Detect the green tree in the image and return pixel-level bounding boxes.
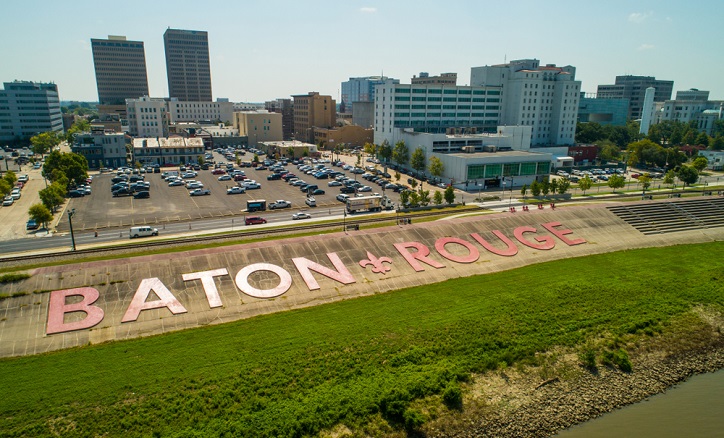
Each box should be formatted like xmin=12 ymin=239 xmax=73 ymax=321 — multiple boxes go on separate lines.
xmin=394 ymin=171 xmax=401 ymax=183
xmin=253 ymin=153 xmax=259 ymax=163
xmin=691 ymin=156 xmax=708 ymax=172
xmin=549 ymin=178 xmax=559 ymax=194
xmin=428 ymin=156 xmax=444 ymax=181
xmin=638 ymin=174 xmax=652 ymax=191
xmin=682 ymin=130 xmax=696 ymax=145
xmin=530 ymin=180 xmax=541 ymax=197
xmin=578 ymin=175 xmax=593 ymax=195
xmin=28 ymin=203 xmax=53 ymax=229
xmin=39 ymin=182 xmax=66 ymax=212
xmin=444 ymin=185 xmax=455 ymax=204
xmin=711 ymin=136 xmax=724 ymax=151
xmin=409 ymin=179 xmax=418 ymax=190
xmin=286 ymin=147 xmax=295 ymax=158
xmin=663 ymin=170 xmax=676 ymax=186
xmin=378 ymin=140 xmax=392 ymax=166
xmin=607 ymin=174 xmax=626 ymax=193
xmin=669 ymin=129 xmax=683 ymax=146
xmin=626 ymin=139 xmax=665 ymax=168
xmin=410 ymin=147 xmax=426 ymax=177
xmin=30 ymin=131 xmax=61 ymax=157
xmin=557 ymin=178 xmax=571 ymax=194
xmin=363 ymin=142 xmax=377 ymax=159
xmin=597 ymin=139 xmax=621 ymax=162
xmin=575 ymin=122 xmax=605 ymax=144
xmin=408 ymin=190 xmax=420 ymax=207
xmin=302 ymin=147 xmax=309 ymax=157
xmin=42 ymin=150 xmax=88 ymax=187
xmin=0 ymin=179 xmax=11 ymax=197
xmin=65 ymin=119 xmax=91 ymax=144
xmin=418 ymin=188 xmax=431 ymax=206
xmin=520 ymin=184 xmax=528 ymax=198
xmin=399 ymin=190 xmax=410 ymax=207
xmin=197 ymin=155 xmax=205 ymax=166
xmin=694 ymin=132 xmax=710 ymax=147
xmin=677 ymin=165 xmax=699 ymax=186
xmin=541 ymin=178 xmax=550 ymax=197
xmin=392 ymin=141 xmax=410 ymax=168
xmin=433 ymin=190 xmax=443 ymax=205
xmin=4 ymin=170 xmax=17 ymax=187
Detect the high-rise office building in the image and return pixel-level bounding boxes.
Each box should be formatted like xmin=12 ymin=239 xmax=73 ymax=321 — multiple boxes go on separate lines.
xmin=91 ymin=35 xmax=150 ymax=105
xmin=163 ymin=28 xmax=212 ymax=102
xmin=0 ymin=81 xmax=63 ymax=142
xmin=292 ymin=92 xmax=336 ymax=143
xmin=265 ymin=98 xmax=294 ymax=140
xmin=341 ymin=76 xmax=398 ymax=111
xmin=597 ymin=75 xmax=673 ymax=120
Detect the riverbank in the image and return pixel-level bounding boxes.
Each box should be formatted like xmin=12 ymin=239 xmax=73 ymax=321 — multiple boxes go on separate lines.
xmin=427 ymin=307 xmax=723 ymax=437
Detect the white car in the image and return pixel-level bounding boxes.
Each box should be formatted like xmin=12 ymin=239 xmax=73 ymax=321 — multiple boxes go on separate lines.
xmin=186 ymin=181 xmax=204 ymax=189
xmin=169 ymin=180 xmax=184 ymax=187
xmin=10 ymin=189 xmax=21 ymax=200
xmin=305 ymin=197 xmax=317 ymax=207
xmin=218 ymin=175 xmax=232 ymax=181
xmin=226 ymin=186 xmax=246 ymax=195
xmin=269 ymin=200 xmax=291 ymax=209
xmin=2 ymin=196 xmax=13 ymax=206
xmin=292 ymin=212 xmax=312 ymax=220
xmin=328 ymin=180 xmax=342 ymax=187
xmin=244 ymin=182 xmax=261 ymax=189
xmin=358 ymin=185 xmax=372 ymax=192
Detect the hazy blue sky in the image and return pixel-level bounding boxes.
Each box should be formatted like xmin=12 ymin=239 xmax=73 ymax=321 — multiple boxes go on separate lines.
xmin=2 ymin=0 xmax=722 ymax=103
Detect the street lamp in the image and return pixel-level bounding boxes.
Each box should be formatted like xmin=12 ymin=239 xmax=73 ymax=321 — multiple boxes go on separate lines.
xmin=508 ymin=176 xmax=514 ymax=208
xmin=68 ymin=208 xmax=77 ymax=251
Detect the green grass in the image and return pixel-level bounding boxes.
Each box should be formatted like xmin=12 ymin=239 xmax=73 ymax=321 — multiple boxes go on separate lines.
xmin=0 ymin=242 xmax=722 ymax=437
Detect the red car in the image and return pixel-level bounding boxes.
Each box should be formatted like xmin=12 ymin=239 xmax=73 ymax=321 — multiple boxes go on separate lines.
xmin=245 ymin=216 xmax=267 ymax=225
xmin=212 ymin=169 xmax=226 ymax=175
xmin=234 ymin=174 xmax=247 ymax=181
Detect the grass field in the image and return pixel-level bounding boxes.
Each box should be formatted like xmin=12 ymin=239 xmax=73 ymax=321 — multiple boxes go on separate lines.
xmin=0 ymin=242 xmax=722 ymax=437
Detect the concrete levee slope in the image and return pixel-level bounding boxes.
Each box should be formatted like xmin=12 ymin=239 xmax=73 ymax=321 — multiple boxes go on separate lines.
xmin=0 ymin=203 xmax=721 ymax=358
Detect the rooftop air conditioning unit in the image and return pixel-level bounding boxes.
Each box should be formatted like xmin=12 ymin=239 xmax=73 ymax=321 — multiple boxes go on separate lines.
xmin=483 ymin=145 xmax=497 ymax=152
xmin=461 ymin=146 xmax=475 ymax=153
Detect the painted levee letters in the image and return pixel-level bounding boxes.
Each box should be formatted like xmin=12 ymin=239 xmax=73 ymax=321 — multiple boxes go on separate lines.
xmin=44 ymin=223 xmax=586 ymax=335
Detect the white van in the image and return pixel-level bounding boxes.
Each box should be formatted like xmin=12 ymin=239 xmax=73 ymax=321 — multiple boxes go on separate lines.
xmin=129 ymin=226 xmax=159 ymax=239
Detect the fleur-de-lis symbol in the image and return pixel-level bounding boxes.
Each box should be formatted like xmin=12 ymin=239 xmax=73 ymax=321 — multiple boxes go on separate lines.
xmin=359 ymin=251 xmax=393 ymax=274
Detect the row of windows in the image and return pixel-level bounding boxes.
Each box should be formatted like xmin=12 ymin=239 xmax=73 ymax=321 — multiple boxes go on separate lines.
xmin=394 ymin=112 xmax=499 ymax=118
xmin=466 ymin=162 xmax=551 ymax=180
xmin=394 ymin=88 xmax=500 ymax=95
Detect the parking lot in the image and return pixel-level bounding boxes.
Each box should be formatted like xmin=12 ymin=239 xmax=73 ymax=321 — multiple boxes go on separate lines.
xmin=59 ymin=151 xmax=406 ymax=232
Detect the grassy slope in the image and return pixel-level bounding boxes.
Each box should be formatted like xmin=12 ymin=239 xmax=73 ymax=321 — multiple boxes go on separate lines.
xmin=0 ymin=242 xmax=722 ymax=437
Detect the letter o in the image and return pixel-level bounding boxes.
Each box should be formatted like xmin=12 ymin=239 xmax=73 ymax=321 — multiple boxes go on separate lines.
xmin=235 ymin=263 xmax=292 ymax=299
xmin=435 ymin=237 xmax=480 ymax=263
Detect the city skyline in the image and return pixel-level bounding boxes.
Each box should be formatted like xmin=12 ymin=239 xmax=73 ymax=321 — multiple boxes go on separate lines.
xmin=1 ymin=0 xmax=723 ymax=103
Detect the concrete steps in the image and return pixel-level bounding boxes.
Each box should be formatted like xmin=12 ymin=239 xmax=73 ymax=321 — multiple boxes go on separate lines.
xmin=607 ymin=197 xmax=724 ymax=235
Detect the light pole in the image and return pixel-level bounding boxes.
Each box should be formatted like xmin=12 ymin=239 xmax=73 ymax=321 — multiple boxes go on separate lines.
xmin=508 ymin=176 xmax=514 ymax=208
xmin=501 ymin=178 xmax=506 ymax=207
xmin=68 ymin=208 xmax=77 ymax=251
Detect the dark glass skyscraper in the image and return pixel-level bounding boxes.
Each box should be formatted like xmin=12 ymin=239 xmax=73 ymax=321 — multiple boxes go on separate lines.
xmin=163 ymin=28 xmax=212 ymax=102
xmin=91 ymin=35 xmax=149 ymax=105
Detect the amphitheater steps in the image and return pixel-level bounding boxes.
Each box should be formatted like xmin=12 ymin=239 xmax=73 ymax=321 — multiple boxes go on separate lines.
xmin=607 ymin=197 xmax=724 ymax=235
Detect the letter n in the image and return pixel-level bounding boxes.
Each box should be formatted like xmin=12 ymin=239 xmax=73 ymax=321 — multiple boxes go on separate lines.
xmin=292 ymin=252 xmax=356 ymax=291
xmin=46 ymin=287 xmax=105 ymax=335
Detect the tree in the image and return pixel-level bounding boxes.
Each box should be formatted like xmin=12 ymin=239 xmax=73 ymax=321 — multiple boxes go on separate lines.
xmin=549 ymin=178 xmax=559 ymax=194
xmin=0 ymin=180 xmax=11 ymax=197
xmin=607 ymin=174 xmax=626 ymax=193
xmin=378 ymin=140 xmax=392 ymax=166
xmin=691 ymin=156 xmax=708 ymax=172
xmin=39 ymin=182 xmax=66 ymax=212
xmin=520 ymin=184 xmax=528 ymax=198
xmin=530 ymin=180 xmax=541 ymax=197
xmin=578 ymin=175 xmax=593 ymax=195
xmin=433 ymin=190 xmax=443 ymax=205
xmin=444 ymin=185 xmax=455 ymax=204
xmin=42 ymin=150 xmax=88 ymax=187
xmin=30 ymin=131 xmax=60 ymax=157
xmin=575 ymin=122 xmax=606 ymax=144
xmin=626 ymin=139 xmax=665 ymax=168
xmin=677 ymin=165 xmax=699 ymax=186
xmin=557 ymin=178 xmax=571 ymax=195
xmin=428 ymin=156 xmax=444 ymax=181
xmin=286 ymin=147 xmax=295 ymax=158
xmin=392 ymin=141 xmax=410 ymax=168
xmin=65 ymin=119 xmax=91 ymax=144
xmin=663 ymin=170 xmax=676 ymax=186
xmin=418 ymin=188 xmax=431 ymax=206
xmin=694 ymin=132 xmax=710 ymax=147
xmin=541 ymin=178 xmax=550 ymax=197
xmin=399 ymin=190 xmax=410 ymax=207
xmin=409 ymin=179 xmax=418 ymax=189
xmin=197 ymin=155 xmax=205 ymax=166
xmin=711 ymin=136 xmax=724 ymax=151
xmin=596 ymin=139 xmax=621 ymax=162
xmin=394 ymin=171 xmax=401 ymax=183
xmin=408 ymin=190 xmax=420 ymax=207
xmin=28 ymin=204 xmax=53 ymax=229
xmin=252 ymin=153 xmax=259 ymax=163
xmin=638 ymin=174 xmax=652 ymax=191
xmin=363 ymin=142 xmax=377 ymax=158
xmin=410 ymin=147 xmax=426 ymax=177
xmin=4 ymin=170 xmax=17 ymax=187
xmin=302 ymin=147 xmax=309 ymax=157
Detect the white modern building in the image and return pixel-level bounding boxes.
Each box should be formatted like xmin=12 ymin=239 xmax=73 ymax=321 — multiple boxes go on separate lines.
xmin=166 ymin=99 xmax=234 ymax=124
xmin=71 ymin=126 xmax=128 ymax=169
xmin=389 ymin=126 xmax=552 ymax=188
xmin=132 ymin=137 xmax=204 ymax=166
xmin=126 ymin=96 xmax=168 ymax=138
xmin=653 ymin=89 xmax=723 ymax=136
xmin=470 ymin=59 xmax=580 ymax=146
xmin=0 ymin=81 xmax=63 ymax=142
xmin=373 ymin=80 xmax=503 ymax=146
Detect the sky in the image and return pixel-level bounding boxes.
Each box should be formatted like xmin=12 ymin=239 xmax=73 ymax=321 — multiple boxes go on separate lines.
xmin=2 ymin=0 xmax=723 ymax=103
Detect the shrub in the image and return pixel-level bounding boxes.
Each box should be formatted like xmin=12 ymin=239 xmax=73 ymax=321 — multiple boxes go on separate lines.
xmin=403 ymin=408 xmax=425 ymax=432
xmin=601 ymin=349 xmax=632 ymax=373
xmin=0 ymin=273 xmax=31 ymax=284
xmin=442 ymin=381 xmax=463 ymax=410
xmin=579 ymin=348 xmax=597 ymax=371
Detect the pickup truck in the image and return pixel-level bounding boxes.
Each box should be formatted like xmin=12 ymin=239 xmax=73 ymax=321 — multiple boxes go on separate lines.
xmin=189 ymin=188 xmax=211 ymax=196
xmin=269 ymin=200 xmax=291 ymax=210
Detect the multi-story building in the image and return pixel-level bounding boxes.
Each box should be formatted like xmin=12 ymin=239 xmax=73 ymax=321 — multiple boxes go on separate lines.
xmin=470 ymin=59 xmax=581 ymax=147
xmin=126 ymin=96 xmax=168 ymax=138
xmin=233 ymin=111 xmax=283 ymax=146
xmin=653 ymin=89 xmax=723 ymax=136
xmin=597 ymin=75 xmax=673 ymax=120
xmin=352 ymin=101 xmax=374 ymax=129
xmin=372 ymin=80 xmax=503 ymax=147
xmin=292 ymin=92 xmax=336 ymax=143
xmin=91 ymin=35 xmax=149 ymax=105
xmin=265 ymin=98 xmax=294 ymax=140
xmin=132 ymin=137 xmax=204 ymax=166
xmin=71 ymin=125 xmax=127 ymax=169
xmin=163 ymin=28 xmax=212 ymax=102
xmin=0 ymin=81 xmax=63 ymax=142
xmin=313 ymin=125 xmax=373 ymax=149
xmin=577 ymin=93 xmax=629 ymax=126
xmin=166 ymin=99 xmax=234 ymax=124
xmin=411 ymin=72 xmax=457 ymax=85
xmin=340 ymin=76 xmax=398 ymax=112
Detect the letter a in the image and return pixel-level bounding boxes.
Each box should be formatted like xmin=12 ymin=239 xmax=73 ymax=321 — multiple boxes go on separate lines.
xmin=122 ymin=278 xmax=187 ymax=323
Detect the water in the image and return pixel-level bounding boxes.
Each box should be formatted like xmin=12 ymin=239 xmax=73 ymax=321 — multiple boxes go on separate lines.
xmin=556 ymin=369 xmax=724 ymax=437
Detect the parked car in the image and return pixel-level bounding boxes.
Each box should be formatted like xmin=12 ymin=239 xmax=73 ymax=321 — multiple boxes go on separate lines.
xmin=305 ymin=197 xmax=317 ymax=207
xmin=26 ymin=219 xmax=39 ymax=230
xmin=245 ymin=216 xmax=267 ymax=225
xmin=309 ymin=189 xmax=325 ymax=195
xmin=328 ymin=180 xmax=342 ymax=187
xmin=168 ymin=180 xmax=185 ymax=187
xmin=269 ymin=200 xmax=291 ymax=210
xmin=68 ymin=190 xmax=85 ymax=198
xmin=133 ymin=191 xmax=150 ymax=199
xmin=226 ymin=186 xmax=246 ymax=195
xmin=292 ymin=212 xmax=311 ymax=220
xmin=189 ymin=188 xmax=211 ymax=196
xmin=218 ymin=175 xmax=232 ymax=181
xmin=112 ymin=188 xmax=132 ymax=197
xmin=186 ymin=181 xmax=204 ymax=189
xmin=243 ymin=181 xmax=261 ymax=189
xmin=2 ymin=196 xmax=13 ymax=206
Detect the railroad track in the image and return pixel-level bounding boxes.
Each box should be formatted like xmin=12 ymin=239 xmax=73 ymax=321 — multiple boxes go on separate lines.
xmin=0 ymin=208 xmax=479 ymax=267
